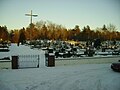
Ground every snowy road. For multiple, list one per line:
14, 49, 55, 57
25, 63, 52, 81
0, 64, 120, 90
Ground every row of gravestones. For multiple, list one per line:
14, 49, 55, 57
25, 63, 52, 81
0, 41, 10, 52
25, 40, 120, 58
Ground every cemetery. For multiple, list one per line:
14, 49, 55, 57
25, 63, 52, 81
26, 40, 120, 58
0, 42, 120, 90
1, 1, 120, 90
0, 39, 120, 69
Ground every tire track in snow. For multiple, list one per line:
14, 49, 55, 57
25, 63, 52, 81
46, 65, 111, 90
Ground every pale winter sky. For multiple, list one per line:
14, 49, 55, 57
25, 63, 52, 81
0, 0, 120, 31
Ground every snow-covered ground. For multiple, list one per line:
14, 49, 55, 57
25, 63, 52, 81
0, 64, 120, 90
0, 44, 45, 58
0, 44, 120, 90
55, 56, 120, 66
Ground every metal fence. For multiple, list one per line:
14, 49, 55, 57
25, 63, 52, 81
18, 55, 39, 69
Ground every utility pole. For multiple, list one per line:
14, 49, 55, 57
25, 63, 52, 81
25, 10, 38, 41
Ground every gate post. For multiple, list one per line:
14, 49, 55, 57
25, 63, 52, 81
12, 56, 18, 69
37, 55, 39, 68
48, 53, 55, 67
45, 48, 55, 67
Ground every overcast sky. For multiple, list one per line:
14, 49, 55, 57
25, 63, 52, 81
0, 0, 120, 31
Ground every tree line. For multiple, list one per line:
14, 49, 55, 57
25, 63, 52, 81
0, 20, 120, 43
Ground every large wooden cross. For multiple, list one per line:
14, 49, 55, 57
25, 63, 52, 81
25, 10, 38, 24
25, 10, 38, 40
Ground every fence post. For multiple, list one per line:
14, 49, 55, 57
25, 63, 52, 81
12, 56, 18, 69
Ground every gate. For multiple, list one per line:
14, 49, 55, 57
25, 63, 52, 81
18, 55, 39, 69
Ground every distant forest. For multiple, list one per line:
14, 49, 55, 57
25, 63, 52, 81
0, 20, 120, 43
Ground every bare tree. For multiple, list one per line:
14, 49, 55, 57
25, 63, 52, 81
107, 24, 117, 32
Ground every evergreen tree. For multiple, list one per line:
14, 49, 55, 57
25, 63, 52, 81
102, 24, 107, 31
18, 27, 26, 45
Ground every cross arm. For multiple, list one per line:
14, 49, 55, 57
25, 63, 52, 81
32, 15, 38, 17
25, 14, 31, 16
